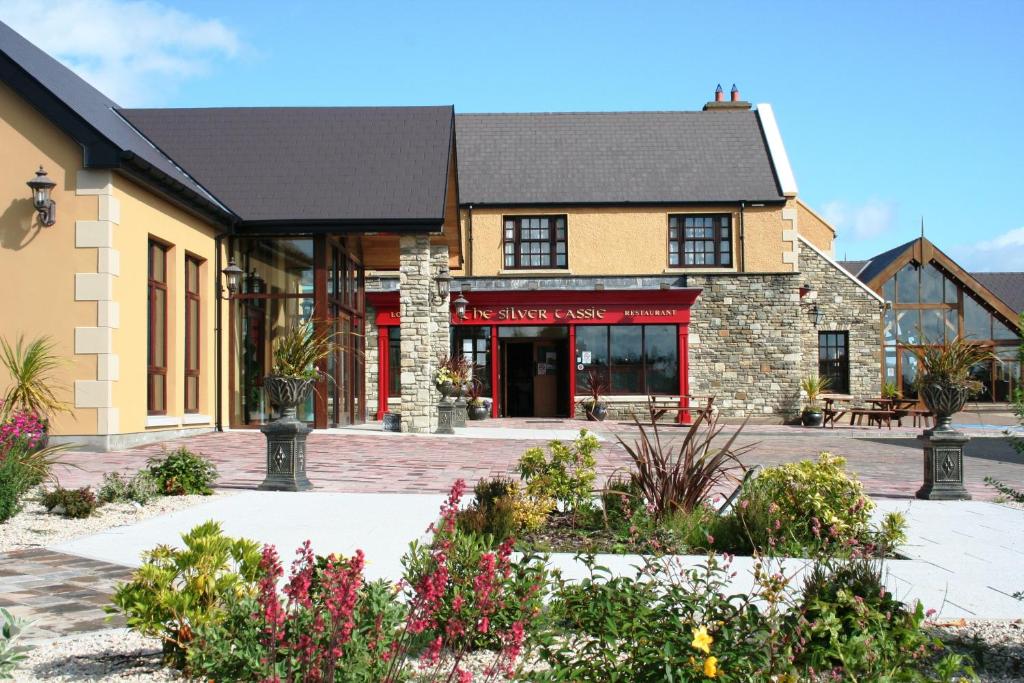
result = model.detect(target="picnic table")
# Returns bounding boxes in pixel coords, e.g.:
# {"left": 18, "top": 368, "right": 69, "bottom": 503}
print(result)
{"left": 645, "top": 395, "right": 715, "bottom": 425}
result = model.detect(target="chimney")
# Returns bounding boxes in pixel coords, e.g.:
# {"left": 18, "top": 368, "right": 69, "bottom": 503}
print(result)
{"left": 703, "top": 83, "right": 751, "bottom": 111}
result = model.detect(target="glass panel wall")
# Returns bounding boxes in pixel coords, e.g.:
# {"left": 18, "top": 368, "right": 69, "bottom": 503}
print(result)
{"left": 574, "top": 325, "right": 678, "bottom": 395}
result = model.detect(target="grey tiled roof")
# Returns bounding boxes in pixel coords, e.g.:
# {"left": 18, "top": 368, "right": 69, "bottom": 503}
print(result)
{"left": 455, "top": 111, "right": 785, "bottom": 205}
{"left": 123, "top": 107, "right": 454, "bottom": 223}
{"left": 0, "top": 20, "right": 221, "bottom": 211}
{"left": 838, "top": 260, "right": 868, "bottom": 276}
{"left": 854, "top": 239, "right": 917, "bottom": 285}
{"left": 971, "top": 272, "right": 1024, "bottom": 315}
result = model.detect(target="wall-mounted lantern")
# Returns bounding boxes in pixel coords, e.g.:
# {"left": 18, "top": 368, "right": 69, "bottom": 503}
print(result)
{"left": 453, "top": 292, "right": 469, "bottom": 320}
{"left": 432, "top": 271, "right": 452, "bottom": 305}
{"left": 26, "top": 166, "right": 56, "bottom": 227}
{"left": 799, "top": 283, "right": 824, "bottom": 327}
{"left": 221, "top": 258, "right": 243, "bottom": 297}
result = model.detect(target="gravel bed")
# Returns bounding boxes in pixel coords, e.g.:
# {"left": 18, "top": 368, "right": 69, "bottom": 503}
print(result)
{"left": 0, "top": 488, "right": 231, "bottom": 553}
{"left": 13, "top": 630, "right": 180, "bottom": 682}
{"left": 929, "top": 618, "right": 1024, "bottom": 682}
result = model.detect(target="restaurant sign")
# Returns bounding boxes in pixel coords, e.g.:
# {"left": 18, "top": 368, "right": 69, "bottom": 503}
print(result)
{"left": 375, "top": 304, "right": 691, "bottom": 326}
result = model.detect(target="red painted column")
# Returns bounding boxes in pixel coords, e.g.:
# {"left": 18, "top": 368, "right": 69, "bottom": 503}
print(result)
{"left": 490, "top": 325, "right": 500, "bottom": 418}
{"left": 678, "top": 324, "right": 691, "bottom": 424}
{"left": 376, "top": 326, "right": 389, "bottom": 421}
{"left": 567, "top": 324, "right": 577, "bottom": 418}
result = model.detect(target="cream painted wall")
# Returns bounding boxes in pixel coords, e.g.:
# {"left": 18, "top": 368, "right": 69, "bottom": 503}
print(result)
{"left": 454, "top": 203, "right": 796, "bottom": 277}
{"left": 112, "top": 176, "right": 223, "bottom": 435}
{"left": 0, "top": 81, "right": 98, "bottom": 435}
{"left": 796, "top": 199, "right": 836, "bottom": 256}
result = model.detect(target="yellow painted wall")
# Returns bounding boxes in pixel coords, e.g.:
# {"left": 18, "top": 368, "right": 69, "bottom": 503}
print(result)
{"left": 0, "top": 81, "right": 97, "bottom": 435}
{"left": 112, "top": 176, "right": 223, "bottom": 435}
{"left": 796, "top": 199, "right": 836, "bottom": 255}
{"left": 453, "top": 204, "right": 796, "bottom": 276}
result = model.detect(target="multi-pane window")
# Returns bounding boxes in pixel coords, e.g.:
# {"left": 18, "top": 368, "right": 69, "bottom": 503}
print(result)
{"left": 147, "top": 240, "right": 168, "bottom": 415}
{"left": 818, "top": 332, "right": 849, "bottom": 395}
{"left": 387, "top": 327, "right": 401, "bottom": 397}
{"left": 503, "top": 216, "right": 567, "bottom": 269}
{"left": 668, "top": 215, "right": 732, "bottom": 267}
{"left": 574, "top": 325, "right": 678, "bottom": 395}
{"left": 184, "top": 256, "right": 201, "bottom": 414}
{"left": 454, "top": 327, "right": 491, "bottom": 394}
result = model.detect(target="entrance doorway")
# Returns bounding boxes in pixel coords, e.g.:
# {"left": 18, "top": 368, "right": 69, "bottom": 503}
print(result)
{"left": 498, "top": 327, "right": 570, "bottom": 417}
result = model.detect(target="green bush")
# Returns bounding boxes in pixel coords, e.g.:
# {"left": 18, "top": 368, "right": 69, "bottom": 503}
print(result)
{"left": 517, "top": 430, "right": 599, "bottom": 520}
{"left": 108, "top": 520, "right": 262, "bottom": 667}
{"left": 0, "top": 457, "right": 31, "bottom": 523}
{"left": 737, "top": 452, "right": 875, "bottom": 555}
{"left": 40, "top": 486, "right": 98, "bottom": 519}
{"left": 0, "top": 608, "right": 30, "bottom": 679}
{"left": 98, "top": 471, "right": 160, "bottom": 505}
{"left": 147, "top": 447, "right": 218, "bottom": 495}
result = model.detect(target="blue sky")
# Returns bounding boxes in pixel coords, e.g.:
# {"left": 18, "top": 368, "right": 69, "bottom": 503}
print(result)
{"left": 2, "top": 0, "right": 1022, "bottom": 270}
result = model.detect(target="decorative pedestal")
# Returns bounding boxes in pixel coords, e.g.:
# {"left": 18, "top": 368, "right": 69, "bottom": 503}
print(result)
{"left": 916, "top": 428, "right": 971, "bottom": 500}
{"left": 260, "top": 415, "right": 313, "bottom": 491}
{"left": 453, "top": 398, "right": 467, "bottom": 428}
{"left": 436, "top": 400, "right": 455, "bottom": 435}
{"left": 383, "top": 411, "right": 402, "bottom": 432}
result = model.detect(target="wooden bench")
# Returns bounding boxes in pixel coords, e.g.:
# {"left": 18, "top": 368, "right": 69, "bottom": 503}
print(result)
{"left": 822, "top": 395, "right": 852, "bottom": 429}
{"left": 848, "top": 408, "right": 895, "bottom": 429}
{"left": 644, "top": 396, "right": 714, "bottom": 425}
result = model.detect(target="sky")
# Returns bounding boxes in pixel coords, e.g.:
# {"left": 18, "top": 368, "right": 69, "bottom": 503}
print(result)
{"left": 1, "top": 0, "right": 1022, "bottom": 271}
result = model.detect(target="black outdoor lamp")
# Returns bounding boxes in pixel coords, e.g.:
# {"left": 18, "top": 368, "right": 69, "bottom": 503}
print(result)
{"left": 221, "top": 258, "right": 243, "bottom": 296}
{"left": 453, "top": 292, "right": 469, "bottom": 320}
{"left": 26, "top": 166, "right": 56, "bottom": 226}
{"left": 433, "top": 271, "right": 452, "bottom": 305}
{"left": 799, "top": 283, "right": 825, "bottom": 327}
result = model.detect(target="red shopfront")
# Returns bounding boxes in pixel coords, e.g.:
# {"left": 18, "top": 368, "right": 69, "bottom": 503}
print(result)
{"left": 368, "top": 288, "right": 702, "bottom": 421}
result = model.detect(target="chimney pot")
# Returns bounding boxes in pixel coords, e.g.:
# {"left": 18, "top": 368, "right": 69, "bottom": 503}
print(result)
{"left": 730, "top": 84, "right": 740, "bottom": 102}
{"left": 714, "top": 84, "right": 724, "bottom": 102}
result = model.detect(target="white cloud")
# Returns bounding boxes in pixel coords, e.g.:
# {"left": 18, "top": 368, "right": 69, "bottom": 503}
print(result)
{"left": 820, "top": 199, "right": 898, "bottom": 241}
{"left": 0, "top": 0, "right": 241, "bottom": 105}
{"left": 949, "top": 226, "right": 1024, "bottom": 272}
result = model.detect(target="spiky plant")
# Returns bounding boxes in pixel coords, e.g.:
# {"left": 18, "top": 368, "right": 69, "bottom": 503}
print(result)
{"left": 0, "top": 335, "right": 70, "bottom": 421}
{"left": 800, "top": 374, "right": 831, "bottom": 412}
{"left": 911, "top": 338, "right": 995, "bottom": 395}
{"left": 269, "top": 320, "right": 334, "bottom": 380}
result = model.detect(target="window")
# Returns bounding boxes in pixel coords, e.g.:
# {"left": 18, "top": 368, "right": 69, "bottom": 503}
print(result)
{"left": 387, "top": 327, "right": 401, "bottom": 398}
{"left": 184, "top": 256, "right": 201, "bottom": 413}
{"left": 669, "top": 215, "right": 732, "bottom": 267}
{"left": 575, "top": 325, "right": 679, "bottom": 395}
{"left": 453, "top": 327, "right": 491, "bottom": 394}
{"left": 502, "top": 216, "right": 567, "bottom": 269}
{"left": 147, "top": 241, "right": 168, "bottom": 415}
{"left": 818, "top": 332, "right": 849, "bottom": 395}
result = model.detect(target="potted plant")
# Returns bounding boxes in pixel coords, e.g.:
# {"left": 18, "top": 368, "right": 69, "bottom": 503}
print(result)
{"left": 264, "top": 320, "right": 333, "bottom": 419}
{"left": 1, "top": 334, "right": 70, "bottom": 449}
{"left": 912, "top": 338, "right": 995, "bottom": 432}
{"left": 578, "top": 369, "right": 609, "bottom": 422}
{"left": 881, "top": 382, "right": 900, "bottom": 400}
{"left": 800, "top": 374, "right": 831, "bottom": 427}
{"left": 435, "top": 354, "right": 471, "bottom": 398}
{"left": 466, "top": 380, "right": 489, "bottom": 420}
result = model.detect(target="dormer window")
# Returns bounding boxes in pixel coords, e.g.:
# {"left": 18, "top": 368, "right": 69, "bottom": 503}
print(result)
{"left": 669, "top": 215, "right": 732, "bottom": 267}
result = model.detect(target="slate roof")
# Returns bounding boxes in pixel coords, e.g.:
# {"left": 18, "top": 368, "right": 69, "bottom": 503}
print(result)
{"left": 838, "top": 260, "right": 868, "bottom": 276}
{"left": 971, "top": 272, "right": 1024, "bottom": 315}
{"left": 0, "top": 20, "right": 223, "bottom": 213}
{"left": 851, "top": 239, "right": 917, "bottom": 286}
{"left": 455, "top": 111, "right": 784, "bottom": 205}
{"left": 123, "top": 107, "right": 455, "bottom": 224}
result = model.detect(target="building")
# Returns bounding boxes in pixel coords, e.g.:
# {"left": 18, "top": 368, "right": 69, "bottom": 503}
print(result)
{"left": 841, "top": 238, "right": 1022, "bottom": 402}
{"left": 2, "top": 21, "right": 895, "bottom": 450}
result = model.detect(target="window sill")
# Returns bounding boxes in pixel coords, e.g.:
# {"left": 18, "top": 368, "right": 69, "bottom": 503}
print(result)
{"left": 146, "top": 415, "right": 180, "bottom": 428}
{"left": 183, "top": 413, "right": 211, "bottom": 426}
{"left": 663, "top": 267, "right": 737, "bottom": 274}
{"left": 498, "top": 269, "right": 572, "bottom": 276}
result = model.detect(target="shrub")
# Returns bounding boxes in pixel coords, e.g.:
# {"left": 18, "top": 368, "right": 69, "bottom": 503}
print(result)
{"left": 40, "top": 486, "right": 99, "bottom": 519}
{"left": 458, "top": 476, "right": 554, "bottom": 537}
{"left": 617, "top": 398, "right": 752, "bottom": 522}
{"left": 0, "top": 608, "right": 30, "bottom": 679}
{"left": 0, "top": 334, "right": 70, "bottom": 421}
{"left": 737, "top": 452, "right": 875, "bottom": 555}
{"left": 985, "top": 476, "right": 1024, "bottom": 504}
{"left": 108, "top": 520, "right": 262, "bottom": 667}
{"left": 98, "top": 471, "right": 160, "bottom": 505}
{"left": 518, "top": 430, "right": 599, "bottom": 521}
{"left": 0, "top": 410, "right": 47, "bottom": 451}
{"left": 147, "top": 447, "right": 218, "bottom": 495}
{"left": 0, "top": 457, "right": 31, "bottom": 523}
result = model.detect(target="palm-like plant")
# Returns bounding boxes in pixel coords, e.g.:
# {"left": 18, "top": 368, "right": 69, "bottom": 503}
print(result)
{"left": 800, "top": 374, "right": 831, "bottom": 413}
{"left": 912, "top": 338, "right": 995, "bottom": 395}
{"left": 270, "top": 320, "right": 334, "bottom": 380}
{"left": 0, "top": 335, "right": 69, "bottom": 421}
{"left": 616, "top": 397, "right": 754, "bottom": 521}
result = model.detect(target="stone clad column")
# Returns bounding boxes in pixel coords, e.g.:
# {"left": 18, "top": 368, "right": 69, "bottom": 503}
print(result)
{"left": 430, "top": 244, "right": 451, "bottom": 368}
{"left": 399, "top": 235, "right": 438, "bottom": 433}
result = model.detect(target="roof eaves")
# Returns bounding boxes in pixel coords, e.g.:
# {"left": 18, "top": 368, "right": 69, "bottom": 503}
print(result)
{"left": 756, "top": 103, "right": 798, "bottom": 198}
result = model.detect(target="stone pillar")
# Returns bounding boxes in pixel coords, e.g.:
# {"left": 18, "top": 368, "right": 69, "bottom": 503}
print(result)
{"left": 430, "top": 244, "right": 451, "bottom": 367}
{"left": 399, "top": 235, "right": 438, "bottom": 433}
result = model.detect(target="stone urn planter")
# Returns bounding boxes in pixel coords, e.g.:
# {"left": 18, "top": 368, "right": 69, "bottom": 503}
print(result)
{"left": 919, "top": 383, "right": 970, "bottom": 433}
{"left": 467, "top": 402, "right": 488, "bottom": 420}
{"left": 260, "top": 375, "right": 315, "bottom": 491}
{"left": 437, "top": 380, "right": 457, "bottom": 399}
{"left": 584, "top": 401, "right": 608, "bottom": 422}
{"left": 801, "top": 410, "right": 824, "bottom": 427}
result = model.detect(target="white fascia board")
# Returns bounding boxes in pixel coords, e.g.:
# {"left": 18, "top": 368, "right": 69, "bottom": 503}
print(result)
{"left": 756, "top": 103, "right": 799, "bottom": 197}
{"left": 798, "top": 235, "right": 885, "bottom": 303}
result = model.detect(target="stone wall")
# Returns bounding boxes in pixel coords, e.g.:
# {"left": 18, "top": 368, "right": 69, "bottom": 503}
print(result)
{"left": 399, "top": 235, "right": 439, "bottom": 433}
{"left": 687, "top": 272, "right": 804, "bottom": 419}
{"left": 365, "top": 304, "right": 379, "bottom": 421}
{"left": 796, "top": 239, "right": 882, "bottom": 400}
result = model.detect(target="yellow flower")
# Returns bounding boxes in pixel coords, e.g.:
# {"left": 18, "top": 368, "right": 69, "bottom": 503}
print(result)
{"left": 691, "top": 625, "right": 713, "bottom": 654}
{"left": 703, "top": 656, "right": 719, "bottom": 678}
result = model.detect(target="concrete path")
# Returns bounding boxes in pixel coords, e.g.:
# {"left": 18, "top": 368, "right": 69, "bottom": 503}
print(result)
{"left": 45, "top": 493, "right": 1024, "bottom": 621}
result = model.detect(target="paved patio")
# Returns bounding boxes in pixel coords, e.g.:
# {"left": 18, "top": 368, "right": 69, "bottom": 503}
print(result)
{"left": 49, "top": 417, "right": 1024, "bottom": 501}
